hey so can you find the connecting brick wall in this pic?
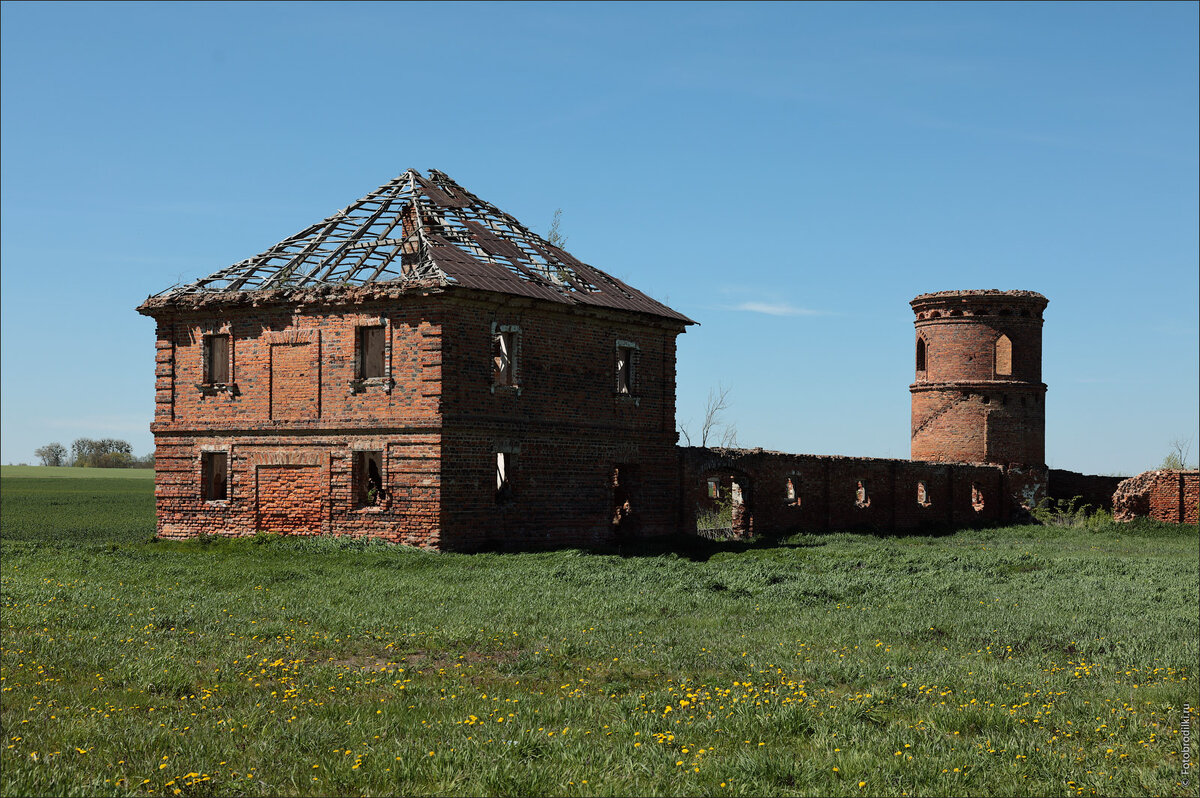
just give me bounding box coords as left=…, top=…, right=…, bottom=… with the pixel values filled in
left=147, top=288, right=684, bottom=550
left=1047, top=469, right=1125, bottom=512
left=911, top=291, right=1047, bottom=466
left=1113, top=470, right=1200, bottom=524
left=679, top=446, right=1048, bottom=536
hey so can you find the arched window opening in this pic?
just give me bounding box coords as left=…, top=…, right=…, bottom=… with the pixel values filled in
left=916, top=481, right=931, bottom=508
left=971, top=483, right=985, bottom=513
left=995, top=334, right=1012, bottom=376
left=785, top=477, right=801, bottom=507
left=916, top=337, right=927, bottom=373
left=855, top=480, right=871, bottom=509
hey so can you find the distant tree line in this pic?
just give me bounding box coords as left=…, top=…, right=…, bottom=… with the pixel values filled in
left=34, top=439, right=153, bottom=468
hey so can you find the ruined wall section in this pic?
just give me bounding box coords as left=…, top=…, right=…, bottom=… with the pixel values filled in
left=910, top=290, right=1047, bottom=466
left=1047, top=469, right=1125, bottom=512
left=1113, top=470, right=1200, bottom=524
left=679, top=447, right=1045, bottom=536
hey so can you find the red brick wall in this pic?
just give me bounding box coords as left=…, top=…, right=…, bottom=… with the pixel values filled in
left=910, top=291, right=1047, bottom=465
left=1113, top=470, right=1199, bottom=524
left=147, top=289, right=684, bottom=549
left=678, top=447, right=1043, bottom=536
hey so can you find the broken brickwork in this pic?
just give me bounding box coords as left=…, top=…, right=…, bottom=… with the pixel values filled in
left=1113, top=470, right=1200, bottom=524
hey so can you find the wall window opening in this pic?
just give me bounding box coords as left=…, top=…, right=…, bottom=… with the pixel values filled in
left=204, top=334, right=230, bottom=384
left=612, top=464, right=640, bottom=535
left=358, top=327, right=386, bottom=379
left=917, top=481, right=931, bottom=508
left=494, top=327, right=517, bottom=387
left=971, top=483, right=985, bottom=513
left=916, top=337, right=927, bottom=373
left=706, top=477, right=721, bottom=500
left=496, top=451, right=515, bottom=504
left=855, top=480, right=871, bottom=508
left=619, top=340, right=638, bottom=393
left=201, top=451, right=228, bottom=501
left=355, top=450, right=385, bottom=507
left=995, top=334, right=1012, bottom=376
left=785, top=477, right=801, bottom=507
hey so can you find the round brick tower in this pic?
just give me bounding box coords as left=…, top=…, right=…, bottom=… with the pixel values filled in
left=910, top=290, right=1048, bottom=465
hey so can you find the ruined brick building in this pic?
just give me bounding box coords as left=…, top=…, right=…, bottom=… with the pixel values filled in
left=139, top=169, right=1177, bottom=549
left=138, top=170, right=691, bottom=550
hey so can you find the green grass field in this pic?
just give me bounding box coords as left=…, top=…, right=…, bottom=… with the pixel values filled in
left=2, top=473, right=1197, bottom=797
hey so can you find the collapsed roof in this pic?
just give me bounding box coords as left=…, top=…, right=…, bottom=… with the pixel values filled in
left=140, top=169, right=692, bottom=323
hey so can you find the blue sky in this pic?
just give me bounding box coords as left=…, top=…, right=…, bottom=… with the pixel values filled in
left=2, top=1, right=1196, bottom=475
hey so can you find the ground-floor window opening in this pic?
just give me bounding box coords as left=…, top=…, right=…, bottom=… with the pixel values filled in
left=496, top=451, right=515, bottom=504
left=354, top=451, right=385, bottom=507
left=916, top=481, right=932, bottom=508
left=611, top=464, right=640, bottom=536
left=201, top=451, right=228, bottom=501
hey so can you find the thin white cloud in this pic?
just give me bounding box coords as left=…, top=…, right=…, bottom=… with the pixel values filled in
left=732, top=301, right=825, bottom=317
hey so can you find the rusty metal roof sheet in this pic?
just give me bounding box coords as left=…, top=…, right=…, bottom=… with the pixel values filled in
left=145, top=169, right=693, bottom=323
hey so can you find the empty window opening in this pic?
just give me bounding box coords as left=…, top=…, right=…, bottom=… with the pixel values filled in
left=855, top=480, right=871, bottom=509
left=612, top=464, right=640, bottom=534
left=995, top=334, right=1012, bottom=376
left=355, top=450, right=385, bottom=507
left=201, top=451, right=228, bottom=501
left=916, top=481, right=931, bottom=508
left=785, top=477, right=801, bottom=507
left=358, top=327, right=386, bottom=379
left=617, top=345, right=636, bottom=394
left=496, top=451, right=515, bottom=504
left=916, top=337, right=927, bottom=373
left=493, top=328, right=516, bottom=386
left=971, top=483, right=985, bottom=513
left=204, top=334, right=230, bottom=384
left=697, top=472, right=750, bottom=539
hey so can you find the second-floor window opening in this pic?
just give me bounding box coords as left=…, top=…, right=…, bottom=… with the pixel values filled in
left=358, top=326, right=386, bottom=379
left=916, top=336, right=927, bottom=373
left=204, top=334, right=230, bottom=384
left=616, top=343, right=636, bottom=394
left=494, top=328, right=516, bottom=386
left=995, top=334, right=1012, bottom=376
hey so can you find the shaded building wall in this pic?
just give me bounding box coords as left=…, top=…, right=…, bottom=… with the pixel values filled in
left=1113, top=470, right=1200, bottom=524
left=437, top=293, right=684, bottom=550
left=679, top=447, right=1046, bottom=536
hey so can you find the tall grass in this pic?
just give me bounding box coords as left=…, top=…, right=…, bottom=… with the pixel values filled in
left=2, top=474, right=1196, bottom=796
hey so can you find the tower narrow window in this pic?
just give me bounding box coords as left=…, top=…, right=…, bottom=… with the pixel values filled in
left=916, top=337, right=927, bottom=373
left=201, top=451, right=228, bottom=501
left=204, top=334, right=230, bottom=384
left=357, top=326, right=386, bottom=379
left=995, top=334, right=1012, bottom=376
